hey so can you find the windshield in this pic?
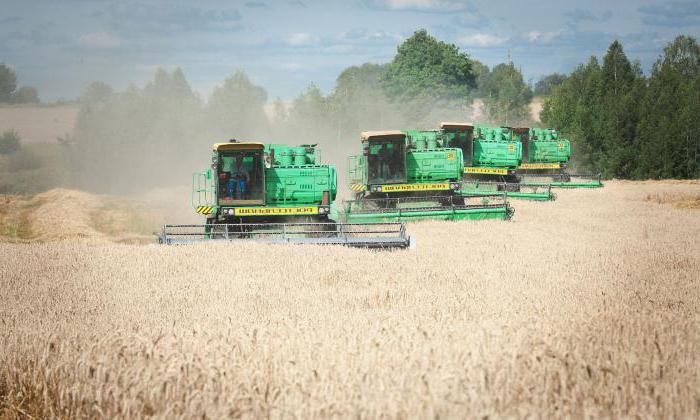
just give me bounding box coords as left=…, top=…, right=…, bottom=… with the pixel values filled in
left=217, top=150, right=265, bottom=205
left=366, top=140, right=406, bottom=184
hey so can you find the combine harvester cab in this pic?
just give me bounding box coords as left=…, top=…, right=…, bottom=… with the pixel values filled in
left=159, top=140, right=411, bottom=249
left=439, top=122, right=555, bottom=201
left=515, top=127, right=603, bottom=188
left=345, top=130, right=513, bottom=222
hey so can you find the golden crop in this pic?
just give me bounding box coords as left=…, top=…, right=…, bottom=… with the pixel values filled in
left=1, top=181, right=699, bottom=418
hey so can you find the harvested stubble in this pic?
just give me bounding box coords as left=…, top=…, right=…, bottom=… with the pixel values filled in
left=1, top=181, right=699, bottom=418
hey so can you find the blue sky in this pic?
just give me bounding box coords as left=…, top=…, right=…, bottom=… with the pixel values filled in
left=2, top=0, right=699, bottom=102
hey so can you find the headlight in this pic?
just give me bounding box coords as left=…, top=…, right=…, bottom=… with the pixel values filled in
left=318, top=207, right=326, bottom=214
left=450, top=183, right=460, bottom=189
left=228, top=209, right=234, bottom=215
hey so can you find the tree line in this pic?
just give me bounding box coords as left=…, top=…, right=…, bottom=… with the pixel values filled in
left=541, top=36, right=700, bottom=179
left=7, top=30, right=698, bottom=195
left=67, top=30, right=534, bottom=194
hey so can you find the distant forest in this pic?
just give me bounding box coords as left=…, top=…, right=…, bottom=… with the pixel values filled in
left=542, top=36, right=700, bottom=179
left=2, top=30, right=699, bottom=194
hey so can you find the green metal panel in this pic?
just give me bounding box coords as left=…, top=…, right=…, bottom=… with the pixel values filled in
left=525, top=128, right=570, bottom=164
left=472, top=140, right=521, bottom=168
left=349, top=131, right=463, bottom=189
left=471, top=125, right=522, bottom=168
left=403, top=129, right=446, bottom=149
left=406, top=148, right=463, bottom=183
left=265, top=166, right=336, bottom=205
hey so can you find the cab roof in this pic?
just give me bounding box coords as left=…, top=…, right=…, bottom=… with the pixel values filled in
left=213, top=142, right=265, bottom=152
left=439, top=122, right=474, bottom=130
left=360, top=130, right=406, bottom=141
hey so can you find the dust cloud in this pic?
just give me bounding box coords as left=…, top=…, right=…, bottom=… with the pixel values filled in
left=67, top=69, right=481, bottom=206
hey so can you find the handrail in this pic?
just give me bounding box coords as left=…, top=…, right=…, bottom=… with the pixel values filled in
left=192, top=171, right=215, bottom=208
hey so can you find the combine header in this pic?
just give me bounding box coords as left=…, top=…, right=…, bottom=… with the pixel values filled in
left=513, top=127, right=603, bottom=188
left=159, top=222, right=410, bottom=248
left=439, top=122, right=556, bottom=200
left=159, top=140, right=410, bottom=249
left=345, top=130, right=513, bottom=221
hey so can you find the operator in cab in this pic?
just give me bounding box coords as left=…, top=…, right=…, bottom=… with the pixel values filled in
left=227, top=156, right=250, bottom=199
left=378, top=143, right=391, bottom=181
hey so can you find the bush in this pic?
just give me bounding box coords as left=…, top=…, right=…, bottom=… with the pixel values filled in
left=0, top=130, right=21, bottom=154
left=0, top=64, right=17, bottom=103
left=12, top=86, right=40, bottom=104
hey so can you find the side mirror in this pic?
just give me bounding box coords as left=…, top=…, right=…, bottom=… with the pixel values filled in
left=205, top=169, right=212, bottom=180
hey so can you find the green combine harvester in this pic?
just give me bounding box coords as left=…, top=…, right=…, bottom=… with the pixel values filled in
left=512, top=127, right=603, bottom=188
left=159, top=140, right=411, bottom=248
left=345, top=130, right=513, bottom=222
left=439, top=122, right=556, bottom=200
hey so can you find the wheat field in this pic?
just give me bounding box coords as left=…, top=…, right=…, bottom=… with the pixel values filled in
left=1, top=181, right=699, bottom=418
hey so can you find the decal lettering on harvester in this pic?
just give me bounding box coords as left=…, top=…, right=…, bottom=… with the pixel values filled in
left=233, top=207, right=319, bottom=216
left=464, top=167, right=509, bottom=175
left=518, top=163, right=562, bottom=170
left=378, top=183, right=451, bottom=192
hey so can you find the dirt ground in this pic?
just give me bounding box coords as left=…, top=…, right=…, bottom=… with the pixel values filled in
left=1, top=181, right=699, bottom=417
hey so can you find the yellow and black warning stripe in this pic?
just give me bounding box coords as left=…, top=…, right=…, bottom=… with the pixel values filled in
left=350, top=183, right=367, bottom=192
left=196, top=205, right=214, bottom=214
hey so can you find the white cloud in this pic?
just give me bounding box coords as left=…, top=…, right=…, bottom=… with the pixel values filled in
left=458, top=33, right=508, bottom=47
left=78, top=32, right=122, bottom=48
left=285, top=32, right=318, bottom=46
left=369, top=0, right=468, bottom=12
left=525, top=31, right=561, bottom=44
left=281, top=62, right=303, bottom=71
left=336, top=29, right=403, bottom=43
left=367, top=30, right=404, bottom=41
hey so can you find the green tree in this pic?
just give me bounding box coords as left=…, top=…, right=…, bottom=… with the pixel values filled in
left=0, top=64, right=17, bottom=103
left=598, top=40, right=644, bottom=178
left=481, top=62, right=533, bottom=125
left=534, top=73, right=567, bottom=96
left=381, top=29, right=476, bottom=102
left=207, top=70, right=269, bottom=141
left=542, top=41, right=647, bottom=178
left=327, top=64, right=396, bottom=138
left=471, top=60, right=491, bottom=95
left=636, top=36, right=700, bottom=178
left=542, top=57, right=605, bottom=171
left=286, top=83, right=330, bottom=143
